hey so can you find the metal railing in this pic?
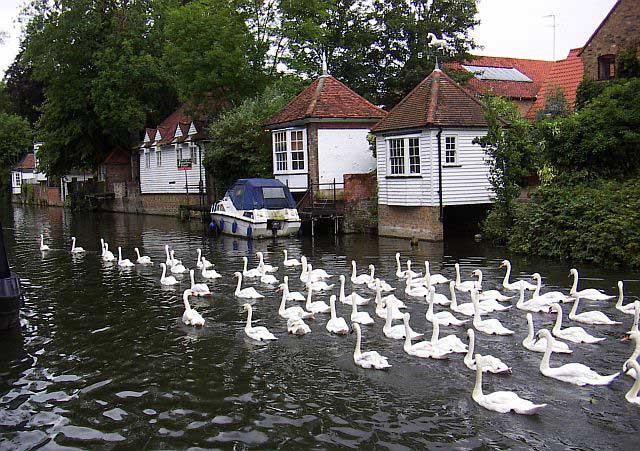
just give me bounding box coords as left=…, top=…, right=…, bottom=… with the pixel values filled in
left=296, top=178, right=344, bottom=218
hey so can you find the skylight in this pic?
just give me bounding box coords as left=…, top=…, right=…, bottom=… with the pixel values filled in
left=462, top=65, right=533, bottom=82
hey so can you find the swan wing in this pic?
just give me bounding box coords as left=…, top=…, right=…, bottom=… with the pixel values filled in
left=482, top=391, right=545, bottom=415
left=326, top=317, right=349, bottom=334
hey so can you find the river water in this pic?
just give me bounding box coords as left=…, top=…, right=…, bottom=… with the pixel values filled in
left=0, top=203, right=638, bottom=450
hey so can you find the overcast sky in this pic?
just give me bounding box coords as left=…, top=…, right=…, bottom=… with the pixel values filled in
left=0, top=0, right=619, bottom=78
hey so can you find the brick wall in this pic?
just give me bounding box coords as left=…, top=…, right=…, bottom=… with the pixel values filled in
left=378, top=204, right=443, bottom=241
left=342, top=172, right=377, bottom=234
left=307, top=124, right=319, bottom=187
left=105, top=164, right=132, bottom=192
left=581, top=0, right=640, bottom=80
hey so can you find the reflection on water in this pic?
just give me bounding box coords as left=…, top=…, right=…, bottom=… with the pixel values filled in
left=1, top=203, right=639, bottom=449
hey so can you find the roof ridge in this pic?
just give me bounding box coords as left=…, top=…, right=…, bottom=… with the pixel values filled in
left=579, top=0, right=620, bottom=56
left=426, top=72, right=440, bottom=123
left=305, top=76, right=324, bottom=117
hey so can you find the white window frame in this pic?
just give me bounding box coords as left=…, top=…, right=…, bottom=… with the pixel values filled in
left=385, top=135, right=421, bottom=176
left=272, top=128, right=307, bottom=175
left=156, top=149, right=162, bottom=167
left=189, top=142, right=198, bottom=165
left=13, top=172, right=21, bottom=187
left=443, top=134, right=458, bottom=166
left=144, top=150, right=151, bottom=169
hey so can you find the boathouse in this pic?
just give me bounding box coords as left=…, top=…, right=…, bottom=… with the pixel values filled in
left=10, top=153, right=37, bottom=195
left=264, top=74, right=386, bottom=194
left=371, top=67, right=494, bottom=241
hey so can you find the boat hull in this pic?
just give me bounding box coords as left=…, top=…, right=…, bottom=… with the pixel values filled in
left=210, top=212, right=300, bottom=239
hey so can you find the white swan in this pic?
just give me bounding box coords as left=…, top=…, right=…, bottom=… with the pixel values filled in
left=404, top=273, right=432, bottom=298
left=350, top=260, right=371, bottom=285
left=472, top=354, right=546, bottom=415
left=534, top=329, right=618, bottom=386
left=338, top=275, right=369, bottom=306
left=454, top=263, right=479, bottom=292
left=516, top=284, right=552, bottom=313
left=170, top=258, right=188, bottom=274
left=242, top=256, right=261, bottom=278
left=615, top=281, right=635, bottom=315
left=425, top=261, right=448, bottom=285
left=351, top=295, right=374, bottom=325
left=70, top=237, right=85, bottom=254
left=202, top=265, right=222, bottom=279
left=374, top=282, right=404, bottom=320
left=569, top=268, right=615, bottom=301
left=448, top=282, right=492, bottom=317
left=160, top=263, right=179, bottom=286
left=233, top=272, right=264, bottom=299
left=402, top=313, right=450, bottom=359
left=549, top=303, right=604, bottom=344
left=117, top=247, right=135, bottom=268
left=40, top=234, right=50, bottom=251
left=473, top=270, right=512, bottom=302
left=135, top=248, right=152, bottom=265
left=182, top=289, right=205, bottom=327
left=306, top=265, right=334, bottom=291
left=164, top=245, right=174, bottom=267
left=278, top=284, right=313, bottom=319
left=259, top=265, right=279, bottom=285
left=569, top=294, right=621, bottom=325
left=352, top=323, right=391, bottom=369
left=283, top=249, right=301, bottom=267
left=282, top=276, right=305, bottom=301
left=621, top=331, right=640, bottom=379
left=471, top=290, right=514, bottom=336
left=425, top=287, right=467, bottom=327
left=256, top=251, right=278, bottom=273
left=305, top=284, right=330, bottom=314
left=630, top=301, right=640, bottom=334
left=300, top=256, right=330, bottom=280
left=500, top=260, right=536, bottom=291
left=429, top=316, right=468, bottom=353
left=189, top=269, right=211, bottom=296
left=366, top=269, right=394, bottom=292
left=395, top=253, right=420, bottom=279
left=243, top=303, right=277, bottom=341
left=530, top=273, right=572, bottom=303
left=383, top=307, right=423, bottom=340
left=464, top=329, right=511, bottom=374
left=169, top=249, right=182, bottom=267
left=383, top=293, right=407, bottom=310
left=326, top=295, right=349, bottom=335
left=102, top=242, right=116, bottom=262
left=196, top=249, right=213, bottom=270
left=523, top=313, right=572, bottom=354
left=287, top=316, right=311, bottom=335
left=623, top=360, right=640, bottom=405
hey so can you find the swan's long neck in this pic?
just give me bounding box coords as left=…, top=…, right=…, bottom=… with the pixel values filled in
left=449, top=283, right=457, bottom=308
left=161, top=265, right=166, bottom=279
left=283, top=249, right=288, bottom=261
left=340, top=277, right=346, bottom=301
left=375, top=284, right=382, bottom=307
left=245, top=306, right=253, bottom=329
left=570, top=296, right=580, bottom=317
left=71, top=237, right=76, bottom=251
left=135, top=248, right=141, bottom=259
left=541, top=333, right=554, bottom=371
left=630, top=335, right=640, bottom=360
left=430, top=319, right=440, bottom=344
left=502, top=262, right=511, bottom=286
left=455, top=265, right=461, bottom=285
left=354, top=326, right=362, bottom=357
left=627, top=365, right=640, bottom=401
left=190, top=271, right=195, bottom=287
left=118, top=247, right=122, bottom=261
left=306, top=286, right=313, bottom=309
left=552, top=306, right=563, bottom=333
left=472, top=363, right=483, bottom=398
left=616, top=282, right=624, bottom=308
left=395, top=254, right=401, bottom=273
left=351, top=262, right=356, bottom=279
left=183, top=296, right=191, bottom=312
left=403, top=317, right=412, bottom=349
left=369, top=266, right=375, bottom=279
left=476, top=270, right=483, bottom=288
left=533, top=276, right=541, bottom=298
left=351, top=296, right=358, bottom=315
left=526, top=316, right=534, bottom=341
left=471, top=292, right=482, bottom=323
left=633, top=303, right=640, bottom=333
left=427, top=293, right=434, bottom=317
left=330, top=297, right=337, bottom=320
left=384, top=305, right=393, bottom=329
left=258, top=253, right=264, bottom=266
left=235, top=275, right=242, bottom=295
left=100, top=239, right=104, bottom=255
left=279, top=286, right=288, bottom=313
left=425, top=261, right=430, bottom=277
left=197, top=249, right=202, bottom=264
left=466, top=332, right=475, bottom=361
left=243, top=258, right=248, bottom=272
left=165, top=245, right=170, bottom=261
left=516, top=287, right=525, bottom=308
left=570, top=270, right=579, bottom=294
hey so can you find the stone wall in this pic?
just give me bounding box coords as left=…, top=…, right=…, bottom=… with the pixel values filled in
left=378, top=204, right=443, bottom=241
left=581, top=0, right=640, bottom=80
left=342, top=173, right=377, bottom=234
left=100, top=183, right=200, bottom=216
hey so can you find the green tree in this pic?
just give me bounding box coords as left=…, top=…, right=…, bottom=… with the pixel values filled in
left=0, top=113, right=33, bottom=191
left=2, top=51, right=45, bottom=125
left=574, top=77, right=604, bottom=111
left=534, top=86, right=567, bottom=121
left=616, top=47, right=640, bottom=79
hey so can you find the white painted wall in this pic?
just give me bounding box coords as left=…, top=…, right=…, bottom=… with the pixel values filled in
left=10, top=171, right=35, bottom=194
left=275, top=173, right=308, bottom=192
left=139, top=143, right=204, bottom=194
left=317, top=128, right=375, bottom=185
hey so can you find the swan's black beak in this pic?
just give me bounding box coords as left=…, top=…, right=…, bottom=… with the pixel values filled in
left=532, top=332, right=541, bottom=345
left=621, top=334, right=631, bottom=342
left=349, top=327, right=354, bottom=335
left=623, top=363, right=631, bottom=375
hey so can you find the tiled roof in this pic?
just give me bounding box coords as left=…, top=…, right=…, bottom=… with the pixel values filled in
left=448, top=56, right=554, bottom=100
left=371, top=69, right=493, bottom=133
left=102, top=147, right=131, bottom=165
left=264, top=75, right=387, bottom=127
left=14, top=153, right=36, bottom=171
left=526, top=49, right=584, bottom=119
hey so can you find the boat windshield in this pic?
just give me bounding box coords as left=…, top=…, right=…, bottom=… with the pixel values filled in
left=262, top=187, right=290, bottom=209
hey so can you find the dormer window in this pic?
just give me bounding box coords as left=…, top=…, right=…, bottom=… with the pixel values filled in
left=598, top=54, right=616, bottom=80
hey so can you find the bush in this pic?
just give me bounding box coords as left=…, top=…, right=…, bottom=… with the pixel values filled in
left=508, top=177, right=640, bottom=268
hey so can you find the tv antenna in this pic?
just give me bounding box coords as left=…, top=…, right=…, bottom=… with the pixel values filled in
left=543, top=14, right=557, bottom=61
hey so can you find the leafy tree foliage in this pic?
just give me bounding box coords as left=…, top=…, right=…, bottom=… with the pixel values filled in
left=1, top=51, right=44, bottom=125
left=574, top=77, right=605, bottom=111
left=616, top=47, right=640, bottom=79
left=0, top=113, right=33, bottom=191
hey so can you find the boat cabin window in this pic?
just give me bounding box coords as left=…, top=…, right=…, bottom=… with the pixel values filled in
left=262, top=187, right=290, bottom=209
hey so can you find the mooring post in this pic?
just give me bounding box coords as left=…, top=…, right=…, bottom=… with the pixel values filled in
left=311, top=218, right=315, bottom=237
left=0, top=221, right=22, bottom=331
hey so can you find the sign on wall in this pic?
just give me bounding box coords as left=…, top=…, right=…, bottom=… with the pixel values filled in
left=177, top=159, right=193, bottom=171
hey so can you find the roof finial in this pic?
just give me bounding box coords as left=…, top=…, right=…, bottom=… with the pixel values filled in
left=321, top=51, right=329, bottom=76
left=434, top=56, right=440, bottom=71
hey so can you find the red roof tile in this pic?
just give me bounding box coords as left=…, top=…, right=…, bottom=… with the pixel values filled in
left=264, top=75, right=387, bottom=127
left=14, top=153, right=35, bottom=171
left=526, top=49, right=584, bottom=119
left=371, top=69, right=494, bottom=133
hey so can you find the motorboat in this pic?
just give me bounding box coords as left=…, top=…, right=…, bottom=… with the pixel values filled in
left=210, top=178, right=301, bottom=238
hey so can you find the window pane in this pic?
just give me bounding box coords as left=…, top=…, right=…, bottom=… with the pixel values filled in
left=445, top=136, right=456, bottom=164
left=389, top=139, right=405, bottom=175
left=274, top=131, right=288, bottom=171
left=157, top=151, right=162, bottom=167
left=408, top=138, right=420, bottom=173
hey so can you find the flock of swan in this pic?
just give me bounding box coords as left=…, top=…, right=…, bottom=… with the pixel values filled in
left=39, top=234, right=640, bottom=413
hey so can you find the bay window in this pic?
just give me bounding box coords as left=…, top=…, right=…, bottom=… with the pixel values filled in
left=272, top=129, right=307, bottom=173
left=387, top=136, right=421, bottom=175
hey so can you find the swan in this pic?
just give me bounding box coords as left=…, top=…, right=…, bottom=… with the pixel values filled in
left=500, top=260, right=536, bottom=291
left=40, top=234, right=51, bottom=251
left=383, top=293, right=407, bottom=309
left=300, top=256, right=330, bottom=280
left=623, top=361, right=640, bottom=405
left=283, top=249, right=301, bottom=267
left=464, top=329, right=511, bottom=374
left=306, top=265, right=334, bottom=291
left=117, top=247, right=135, bottom=268
left=402, top=313, right=450, bottom=359
left=569, top=294, right=621, bottom=325
left=305, top=284, right=331, bottom=314
left=189, top=269, right=211, bottom=296
left=134, top=248, right=152, bottom=265
left=278, top=284, right=314, bottom=319
left=448, top=282, right=492, bottom=316
left=326, top=295, right=349, bottom=335
left=523, top=313, right=572, bottom=354
left=259, top=265, right=279, bottom=285
left=256, top=251, right=278, bottom=273
left=366, top=269, right=394, bottom=292
left=282, top=276, right=306, bottom=301
left=534, top=329, right=619, bottom=386
left=549, top=303, right=604, bottom=344
left=569, top=268, right=615, bottom=301
left=472, top=354, right=546, bottom=415
left=287, top=316, right=311, bottom=335
left=425, top=261, right=448, bottom=285
left=615, top=281, right=635, bottom=315
left=338, top=275, right=369, bottom=306
left=352, top=323, right=391, bottom=369
left=629, top=301, right=640, bottom=334
left=102, top=242, right=116, bottom=262
left=196, top=249, right=213, bottom=270
left=243, top=303, right=277, bottom=341
left=202, top=265, right=222, bottom=279
left=407, top=273, right=450, bottom=304
left=429, top=316, right=468, bottom=353
left=160, top=263, right=179, bottom=286
left=530, top=273, right=572, bottom=303
left=70, top=237, right=85, bottom=254
left=233, top=272, right=264, bottom=299
left=472, top=270, right=512, bottom=302
left=425, top=287, right=468, bottom=327
left=516, top=284, right=552, bottom=313
left=621, top=331, right=640, bottom=379
left=404, top=273, right=432, bottom=298
left=471, top=290, right=514, bottom=336
left=164, top=245, right=174, bottom=267
left=350, top=260, right=371, bottom=285
left=395, top=253, right=420, bottom=279
left=351, top=295, right=374, bottom=325
left=242, top=256, right=262, bottom=278
left=374, top=282, right=404, bottom=320
left=454, top=263, right=480, bottom=292
left=170, top=250, right=182, bottom=267
left=170, top=258, right=188, bottom=274
left=383, top=307, right=423, bottom=340
left=182, top=289, right=205, bottom=327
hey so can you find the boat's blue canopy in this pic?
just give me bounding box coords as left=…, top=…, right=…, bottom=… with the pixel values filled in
left=226, top=178, right=296, bottom=210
